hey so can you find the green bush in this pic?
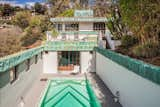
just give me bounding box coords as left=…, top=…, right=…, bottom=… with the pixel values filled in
left=12, top=11, right=30, bottom=29
left=57, top=9, right=74, bottom=17
left=121, top=35, right=138, bottom=48
left=132, top=41, right=160, bottom=58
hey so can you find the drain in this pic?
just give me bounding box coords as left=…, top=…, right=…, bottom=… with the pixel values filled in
left=40, top=78, right=48, bottom=81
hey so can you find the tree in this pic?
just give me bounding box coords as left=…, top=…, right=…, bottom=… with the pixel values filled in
left=93, top=0, right=111, bottom=17
left=1, top=4, right=14, bottom=16
left=119, top=0, right=160, bottom=44
left=34, top=2, right=46, bottom=14
left=48, top=0, right=71, bottom=17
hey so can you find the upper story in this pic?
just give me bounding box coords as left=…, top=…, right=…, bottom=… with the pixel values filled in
left=47, top=10, right=112, bottom=42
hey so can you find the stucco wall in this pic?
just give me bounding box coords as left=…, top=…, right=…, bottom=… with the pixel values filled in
left=0, top=54, right=43, bottom=107
left=96, top=52, right=160, bottom=107
left=43, top=52, right=58, bottom=73
left=81, top=51, right=95, bottom=73
left=79, top=22, right=93, bottom=31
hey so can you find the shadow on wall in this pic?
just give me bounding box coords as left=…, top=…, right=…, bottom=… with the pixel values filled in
left=88, top=73, right=122, bottom=107
left=88, top=51, right=96, bottom=73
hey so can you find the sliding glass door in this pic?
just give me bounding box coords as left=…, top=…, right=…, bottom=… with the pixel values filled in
left=58, top=51, right=80, bottom=71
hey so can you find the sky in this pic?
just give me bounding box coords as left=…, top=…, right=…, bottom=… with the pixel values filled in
left=0, top=0, right=45, bottom=7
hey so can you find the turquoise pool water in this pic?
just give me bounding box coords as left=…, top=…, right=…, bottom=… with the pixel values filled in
left=39, top=79, right=101, bottom=107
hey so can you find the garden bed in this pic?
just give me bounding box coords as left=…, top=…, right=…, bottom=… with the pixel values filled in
left=116, top=47, right=160, bottom=66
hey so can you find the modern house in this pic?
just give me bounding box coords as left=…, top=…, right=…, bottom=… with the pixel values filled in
left=45, top=10, right=108, bottom=73
left=0, top=10, right=160, bottom=107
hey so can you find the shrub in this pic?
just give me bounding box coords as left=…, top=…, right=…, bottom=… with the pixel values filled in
left=12, top=11, right=30, bottom=29
left=132, top=41, right=160, bottom=58
left=57, top=9, right=74, bottom=17
left=51, top=29, right=59, bottom=38
left=21, top=26, right=43, bottom=47
left=121, top=35, right=138, bottom=48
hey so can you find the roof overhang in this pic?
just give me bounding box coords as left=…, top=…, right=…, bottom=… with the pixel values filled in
left=50, top=17, right=113, bottom=23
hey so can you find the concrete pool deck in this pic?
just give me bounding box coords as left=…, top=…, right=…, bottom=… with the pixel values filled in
left=21, top=73, right=122, bottom=107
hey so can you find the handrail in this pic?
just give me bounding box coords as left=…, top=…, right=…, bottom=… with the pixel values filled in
left=0, top=46, right=44, bottom=72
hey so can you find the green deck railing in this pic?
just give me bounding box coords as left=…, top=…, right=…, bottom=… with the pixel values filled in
left=95, top=47, right=160, bottom=85
left=44, top=41, right=97, bottom=51
left=59, top=31, right=99, bottom=35
left=0, top=41, right=98, bottom=72
left=0, top=46, right=44, bottom=72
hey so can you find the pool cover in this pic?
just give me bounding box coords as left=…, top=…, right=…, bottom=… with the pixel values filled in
left=39, top=79, right=101, bottom=107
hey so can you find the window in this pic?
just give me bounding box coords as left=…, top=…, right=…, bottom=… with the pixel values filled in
left=93, top=22, right=106, bottom=35
left=41, top=52, right=43, bottom=59
left=65, top=23, right=79, bottom=31
left=35, top=55, right=38, bottom=64
left=45, top=51, right=48, bottom=54
left=90, top=51, right=93, bottom=54
left=57, top=24, right=62, bottom=31
left=26, top=59, right=30, bottom=71
left=10, top=66, right=18, bottom=83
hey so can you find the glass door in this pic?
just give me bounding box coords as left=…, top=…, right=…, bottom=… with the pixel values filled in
left=58, top=51, right=80, bottom=71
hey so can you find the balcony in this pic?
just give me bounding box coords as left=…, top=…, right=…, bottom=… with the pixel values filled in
left=46, top=31, right=99, bottom=42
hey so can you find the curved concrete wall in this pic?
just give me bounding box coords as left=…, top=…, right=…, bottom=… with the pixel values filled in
left=96, top=52, right=160, bottom=107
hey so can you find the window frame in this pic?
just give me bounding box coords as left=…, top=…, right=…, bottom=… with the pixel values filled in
left=10, top=66, right=18, bottom=84
left=26, top=59, right=30, bottom=71
left=35, top=55, right=38, bottom=64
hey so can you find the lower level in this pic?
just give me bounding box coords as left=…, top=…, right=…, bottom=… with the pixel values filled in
left=43, top=51, right=96, bottom=74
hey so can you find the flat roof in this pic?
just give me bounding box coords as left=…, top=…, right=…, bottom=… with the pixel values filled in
left=50, top=17, right=113, bottom=23
left=74, top=10, right=94, bottom=17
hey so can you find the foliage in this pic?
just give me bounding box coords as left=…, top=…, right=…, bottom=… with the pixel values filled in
left=51, top=29, right=59, bottom=38
left=106, top=21, right=114, bottom=33
left=93, top=0, right=111, bottom=17
left=57, top=9, right=74, bottom=17
left=34, top=2, right=47, bottom=15
left=21, top=15, right=52, bottom=47
left=119, top=0, right=160, bottom=44
left=29, top=16, right=41, bottom=27
left=12, top=11, right=30, bottom=29
left=121, top=35, right=138, bottom=48
left=48, top=0, right=71, bottom=17
left=132, top=41, right=160, bottom=58
left=0, top=4, right=14, bottom=16
left=0, top=4, right=23, bottom=17
left=21, top=26, right=43, bottom=47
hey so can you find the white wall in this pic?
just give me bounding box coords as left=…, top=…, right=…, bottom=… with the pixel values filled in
left=43, top=52, right=58, bottom=73
left=79, top=22, right=93, bottom=31
left=81, top=51, right=95, bottom=73
left=96, top=52, right=160, bottom=107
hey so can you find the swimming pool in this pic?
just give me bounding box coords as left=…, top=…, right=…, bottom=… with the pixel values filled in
left=39, top=79, right=101, bottom=107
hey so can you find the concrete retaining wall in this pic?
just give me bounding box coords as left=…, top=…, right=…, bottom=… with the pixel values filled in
left=96, top=52, right=160, bottom=107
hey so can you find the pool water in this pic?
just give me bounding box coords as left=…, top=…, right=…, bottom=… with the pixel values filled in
left=39, top=79, right=101, bottom=107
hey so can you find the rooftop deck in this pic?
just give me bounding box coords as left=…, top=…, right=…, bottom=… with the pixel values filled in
left=22, top=73, right=122, bottom=107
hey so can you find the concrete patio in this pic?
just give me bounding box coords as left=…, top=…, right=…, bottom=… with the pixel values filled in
left=21, top=73, right=122, bottom=107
